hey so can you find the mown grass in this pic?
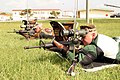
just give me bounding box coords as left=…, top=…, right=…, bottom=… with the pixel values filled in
left=0, top=19, right=120, bottom=80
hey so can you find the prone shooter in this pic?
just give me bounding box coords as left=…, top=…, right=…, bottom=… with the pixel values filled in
left=24, top=21, right=120, bottom=76
left=14, top=19, right=54, bottom=40
left=24, top=21, right=88, bottom=75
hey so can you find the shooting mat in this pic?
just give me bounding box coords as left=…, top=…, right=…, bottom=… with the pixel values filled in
left=55, top=52, right=119, bottom=72
left=81, top=62, right=118, bottom=72
left=81, top=57, right=119, bottom=72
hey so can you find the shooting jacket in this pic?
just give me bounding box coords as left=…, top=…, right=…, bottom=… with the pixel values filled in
left=67, top=34, right=120, bottom=63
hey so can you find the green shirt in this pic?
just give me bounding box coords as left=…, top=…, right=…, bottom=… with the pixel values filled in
left=67, top=34, right=120, bottom=62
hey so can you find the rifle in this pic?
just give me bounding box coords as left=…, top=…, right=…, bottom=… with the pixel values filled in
left=7, top=29, right=30, bottom=33
left=24, top=40, right=53, bottom=49
left=24, top=21, right=88, bottom=76
left=24, top=20, right=88, bottom=53
left=24, top=39, right=81, bottom=49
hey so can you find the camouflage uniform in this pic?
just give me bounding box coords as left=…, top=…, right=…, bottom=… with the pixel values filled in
left=67, top=34, right=120, bottom=66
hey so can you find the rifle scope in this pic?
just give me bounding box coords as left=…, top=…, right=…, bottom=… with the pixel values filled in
left=62, top=29, right=88, bottom=37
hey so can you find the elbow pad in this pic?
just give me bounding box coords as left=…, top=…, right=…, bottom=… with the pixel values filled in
left=78, top=49, right=96, bottom=66
left=79, top=53, right=96, bottom=66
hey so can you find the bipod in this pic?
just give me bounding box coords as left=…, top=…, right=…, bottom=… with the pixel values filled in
left=67, top=58, right=78, bottom=76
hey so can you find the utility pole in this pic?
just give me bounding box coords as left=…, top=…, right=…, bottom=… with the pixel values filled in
left=73, top=0, right=78, bottom=55
left=26, top=0, right=29, bottom=21
left=76, top=0, right=78, bottom=18
left=86, top=0, right=89, bottom=23
left=74, top=0, right=77, bottom=25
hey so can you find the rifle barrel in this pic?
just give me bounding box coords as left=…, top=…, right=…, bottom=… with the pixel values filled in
left=24, top=46, right=41, bottom=49
left=24, top=43, right=54, bottom=49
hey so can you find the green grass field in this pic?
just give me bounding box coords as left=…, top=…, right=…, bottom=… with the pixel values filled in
left=0, top=19, right=120, bottom=80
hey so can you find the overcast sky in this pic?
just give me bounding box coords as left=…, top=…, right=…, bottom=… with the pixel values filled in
left=0, top=0, right=120, bottom=13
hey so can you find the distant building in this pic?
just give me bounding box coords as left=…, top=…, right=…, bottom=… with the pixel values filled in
left=0, top=14, right=11, bottom=21
left=11, top=8, right=114, bottom=20
left=77, top=9, right=114, bottom=18
left=12, top=9, right=62, bottom=21
left=62, top=11, right=74, bottom=18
